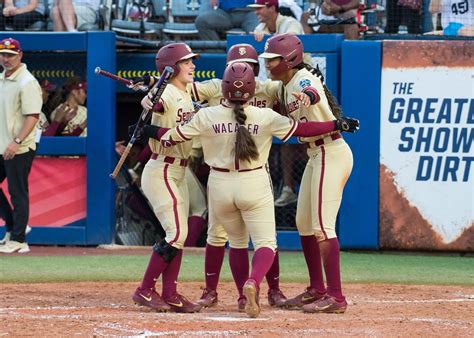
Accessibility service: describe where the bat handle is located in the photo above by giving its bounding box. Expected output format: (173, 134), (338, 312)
(110, 143), (133, 179)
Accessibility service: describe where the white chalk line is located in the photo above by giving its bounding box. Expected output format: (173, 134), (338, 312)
(363, 298), (474, 304)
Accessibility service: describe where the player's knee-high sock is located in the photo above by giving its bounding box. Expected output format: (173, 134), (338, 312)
(320, 238), (344, 301)
(161, 249), (183, 299)
(229, 247), (249, 297)
(204, 244), (225, 291)
(140, 251), (169, 290)
(184, 215), (206, 247)
(265, 249), (280, 290)
(300, 235), (326, 294)
(250, 247), (275, 286)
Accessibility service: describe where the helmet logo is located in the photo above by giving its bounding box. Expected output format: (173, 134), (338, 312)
(233, 80), (244, 88)
(238, 47), (247, 55)
(264, 41), (269, 51)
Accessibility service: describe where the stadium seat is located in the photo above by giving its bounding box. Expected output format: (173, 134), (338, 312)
(162, 0), (211, 39)
(111, 0), (165, 38)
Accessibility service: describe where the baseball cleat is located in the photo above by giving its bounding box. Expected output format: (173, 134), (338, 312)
(165, 293), (202, 313)
(302, 295), (348, 314)
(0, 240), (30, 253)
(243, 279), (261, 318)
(284, 287), (326, 309)
(196, 288), (218, 308)
(132, 287), (170, 312)
(237, 296), (247, 312)
(0, 226), (31, 245)
(267, 288), (287, 307)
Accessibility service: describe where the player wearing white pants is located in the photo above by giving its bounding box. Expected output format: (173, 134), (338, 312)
(144, 62), (359, 318)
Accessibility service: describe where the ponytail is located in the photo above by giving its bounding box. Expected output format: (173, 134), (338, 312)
(299, 63), (342, 119)
(232, 102), (259, 163)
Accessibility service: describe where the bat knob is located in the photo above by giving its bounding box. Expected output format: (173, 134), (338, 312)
(94, 67), (101, 74)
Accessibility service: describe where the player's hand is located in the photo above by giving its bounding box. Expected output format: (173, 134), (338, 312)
(291, 91), (311, 107)
(335, 116), (360, 133)
(127, 74), (151, 91)
(3, 141), (20, 160)
(141, 92), (154, 110)
(253, 31), (265, 42)
(63, 105), (78, 123)
(115, 141), (126, 155)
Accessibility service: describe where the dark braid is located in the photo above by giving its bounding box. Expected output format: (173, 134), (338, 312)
(232, 102), (259, 163)
(298, 63), (342, 118)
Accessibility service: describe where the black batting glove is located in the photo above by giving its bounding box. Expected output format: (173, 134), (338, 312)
(335, 116), (360, 133)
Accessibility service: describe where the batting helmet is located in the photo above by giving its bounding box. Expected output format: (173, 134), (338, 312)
(259, 33), (303, 76)
(221, 62), (256, 103)
(155, 43), (199, 77)
(226, 44), (260, 76)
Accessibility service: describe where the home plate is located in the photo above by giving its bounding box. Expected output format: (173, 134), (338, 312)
(206, 316), (267, 321)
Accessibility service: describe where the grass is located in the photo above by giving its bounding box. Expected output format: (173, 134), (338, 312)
(0, 251), (473, 285)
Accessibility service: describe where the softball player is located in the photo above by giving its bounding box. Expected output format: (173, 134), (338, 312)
(189, 44), (288, 310)
(259, 33), (355, 313)
(142, 62), (359, 318)
(131, 43), (202, 313)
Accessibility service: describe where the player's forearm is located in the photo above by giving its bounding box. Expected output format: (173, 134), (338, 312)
(16, 114), (39, 140)
(293, 121), (337, 137)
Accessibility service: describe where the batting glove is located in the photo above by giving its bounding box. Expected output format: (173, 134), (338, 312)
(335, 116), (360, 133)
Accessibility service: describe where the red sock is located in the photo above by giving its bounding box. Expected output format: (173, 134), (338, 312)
(184, 216), (206, 247)
(320, 238), (344, 301)
(229, 247), (249, 298)
(140, 251), (168, 290)
(161, 249), (183, 299)
(265, 249), (280, 290)
(204, 244), (225, 291)
(300, 235), (326, 294)
(250, 247), (275, 286)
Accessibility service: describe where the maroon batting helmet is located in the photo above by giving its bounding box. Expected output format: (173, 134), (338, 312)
(226, 44), (260, 76)
(155, 43), (199, 77)
(221, 62), (256, 103)
(259, 33), (303, 76)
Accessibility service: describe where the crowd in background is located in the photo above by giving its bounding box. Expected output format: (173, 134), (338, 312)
(0, 0), (472, 37)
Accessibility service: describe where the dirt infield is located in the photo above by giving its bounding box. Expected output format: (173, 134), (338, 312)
(1, 247), (474, 336)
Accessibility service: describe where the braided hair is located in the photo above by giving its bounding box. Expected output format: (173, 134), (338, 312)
(232, 102), (259, 163)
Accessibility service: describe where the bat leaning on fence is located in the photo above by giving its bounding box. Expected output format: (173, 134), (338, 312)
(110, 66), (175, 179)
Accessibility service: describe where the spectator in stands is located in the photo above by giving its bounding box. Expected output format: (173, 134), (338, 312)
(278, 0), (303, 21)
(385, 0), (422, 34)
(248, 0), (304, 41)
(195, 0), (259, 40)
(43, 77), (87, 136)
(0, 0), (45, 31)
(429, 0), (474, 36)
(51, 0), (99, 32)
(301, 0), (360, 40)
(0, 38), (41, 254)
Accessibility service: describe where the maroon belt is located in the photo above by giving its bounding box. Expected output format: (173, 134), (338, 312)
(211, 166), (263, 173)
(151, 154), (188, 167)
(309, 133), (342, 148)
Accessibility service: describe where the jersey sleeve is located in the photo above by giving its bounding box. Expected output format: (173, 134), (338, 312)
(190, 79), (220, 103)
(268, 109), (298, 142)
(164, 111), (204, 142)
(260, 79), (281, 102)
(21, 80), (42, 115)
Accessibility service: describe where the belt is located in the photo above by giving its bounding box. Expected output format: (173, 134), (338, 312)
(211, 166), (263, 173)
(308, 133), (341, 148)
(151, 154), (188, 167)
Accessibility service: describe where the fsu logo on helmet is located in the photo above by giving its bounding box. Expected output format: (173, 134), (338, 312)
(238, 47), (247, 55)
(264, 41), (269, 51)
(233, 80), (244, 88)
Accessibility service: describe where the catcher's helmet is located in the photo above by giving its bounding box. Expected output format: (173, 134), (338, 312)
(155, 43), (199, 77)
(259, 33), (303, 76)
(221, 62), (256, 103)
(226, 44), (259, 76)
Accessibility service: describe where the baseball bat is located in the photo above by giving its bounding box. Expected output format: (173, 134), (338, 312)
(94, 67), (149, 91)
(110, 66), (174, 179)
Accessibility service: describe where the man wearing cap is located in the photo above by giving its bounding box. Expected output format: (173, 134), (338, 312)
(0, 38), (42, 254)
(195, 0), (259, 40)
(248, 0), (304, 42)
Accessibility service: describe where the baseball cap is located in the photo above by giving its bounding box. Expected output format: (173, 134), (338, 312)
(0, 38), (22, 55)
(248, 0), (278, 8)
(40, 79), (57, 92)
(67, 81), (87, 92)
